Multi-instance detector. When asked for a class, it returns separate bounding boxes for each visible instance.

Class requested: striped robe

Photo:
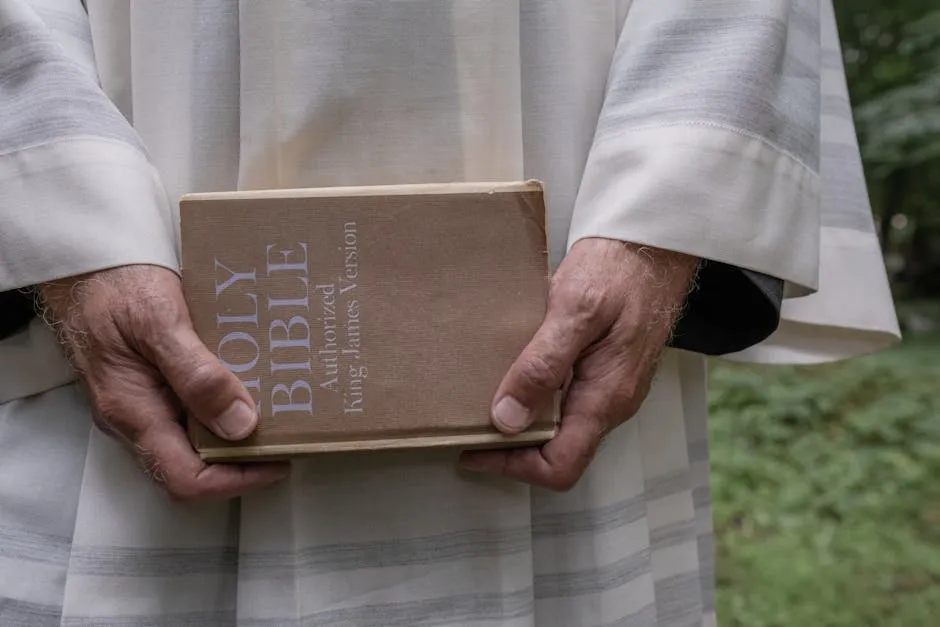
[0,1,898,625]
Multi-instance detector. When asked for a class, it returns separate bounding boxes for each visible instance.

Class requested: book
[179,180,558,461]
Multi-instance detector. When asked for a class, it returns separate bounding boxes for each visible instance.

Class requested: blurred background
[710,2,940,625]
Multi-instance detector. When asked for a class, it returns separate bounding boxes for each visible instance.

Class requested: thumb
[492,304,599,435]
[151,325,259,441]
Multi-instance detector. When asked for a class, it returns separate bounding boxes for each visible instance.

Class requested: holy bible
[179,180,558,461]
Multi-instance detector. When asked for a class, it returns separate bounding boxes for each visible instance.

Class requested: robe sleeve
[722,0,901,364]
[0,0,178,308]
[567,0,823,355]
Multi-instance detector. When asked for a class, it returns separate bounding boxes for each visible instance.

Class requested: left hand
[41,265,289,502]
[459,237,700,491]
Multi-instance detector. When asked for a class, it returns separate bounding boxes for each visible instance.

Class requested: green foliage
[709,334,940,626]
[835,2,940,298]
[708,6,940,622]
[852,11,940,174]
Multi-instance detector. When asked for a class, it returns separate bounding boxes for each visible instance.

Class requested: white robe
[0,1,899,625]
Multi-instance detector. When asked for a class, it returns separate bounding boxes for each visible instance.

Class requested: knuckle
[91,411,119,439]
[166,489,192,504]
[574,286,610,327]
[550,280,610,333]
[182,360,232,397]
[156,461,212,503]
[609,385,638,417]
[165,478,202,503]
[520,353,565,391]
[91,390,125,433]
[122,282,180,327]
[574,282,607,313]
[90,405,114,432]
[618,373,653,411]
[620,374,640,398]
[549,470,581,492]
[89,382,147,441]
[113,282,187,359]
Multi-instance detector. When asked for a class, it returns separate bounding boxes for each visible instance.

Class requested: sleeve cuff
[0,136,179,292]
[567,123,821,297]
[722,227,901,364]
[566,123,821,355]
[670,264,784,356]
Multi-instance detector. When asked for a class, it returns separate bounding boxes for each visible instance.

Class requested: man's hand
[42,265,289,502]
[459,238,699,491]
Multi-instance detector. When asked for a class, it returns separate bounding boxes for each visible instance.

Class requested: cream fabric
[727,0,901,364]
[0,1,898,625]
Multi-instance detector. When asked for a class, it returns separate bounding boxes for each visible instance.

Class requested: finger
[137,416,290,501]
[465,342,634,491]
[491,296,605,435]
[149,325,259,441]
[459,413,601,491]
[92,369,289,501]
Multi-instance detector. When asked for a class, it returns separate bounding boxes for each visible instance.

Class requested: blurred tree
[835,1,940,305]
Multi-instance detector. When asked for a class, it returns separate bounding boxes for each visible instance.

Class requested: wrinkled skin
[460,237,699,491]
[41,237,697,500]
[42,265,289,502]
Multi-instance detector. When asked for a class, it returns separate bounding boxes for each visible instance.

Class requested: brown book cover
[179,180,558,462]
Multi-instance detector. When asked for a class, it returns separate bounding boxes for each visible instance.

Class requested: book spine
[197,427,558,462]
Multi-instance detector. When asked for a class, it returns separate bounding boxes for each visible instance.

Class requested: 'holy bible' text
[212,221,367,420]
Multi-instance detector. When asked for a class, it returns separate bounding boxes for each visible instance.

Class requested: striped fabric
[727,0,900,364]
[0,1,897,625]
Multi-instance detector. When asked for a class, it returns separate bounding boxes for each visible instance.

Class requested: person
[0,0,900,625]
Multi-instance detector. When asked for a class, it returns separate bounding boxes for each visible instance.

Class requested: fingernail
[216,400,256,439]
[492,396,530,432]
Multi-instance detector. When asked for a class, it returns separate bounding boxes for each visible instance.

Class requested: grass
[708,332,940,627]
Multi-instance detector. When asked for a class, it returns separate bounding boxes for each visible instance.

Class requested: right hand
[41,264,290,502]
